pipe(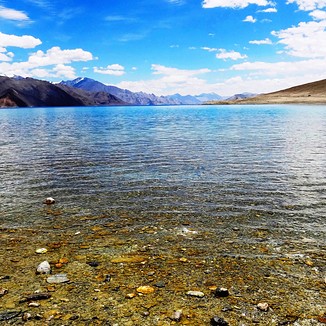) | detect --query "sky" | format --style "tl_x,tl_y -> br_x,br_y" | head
0,0 -> 326,96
